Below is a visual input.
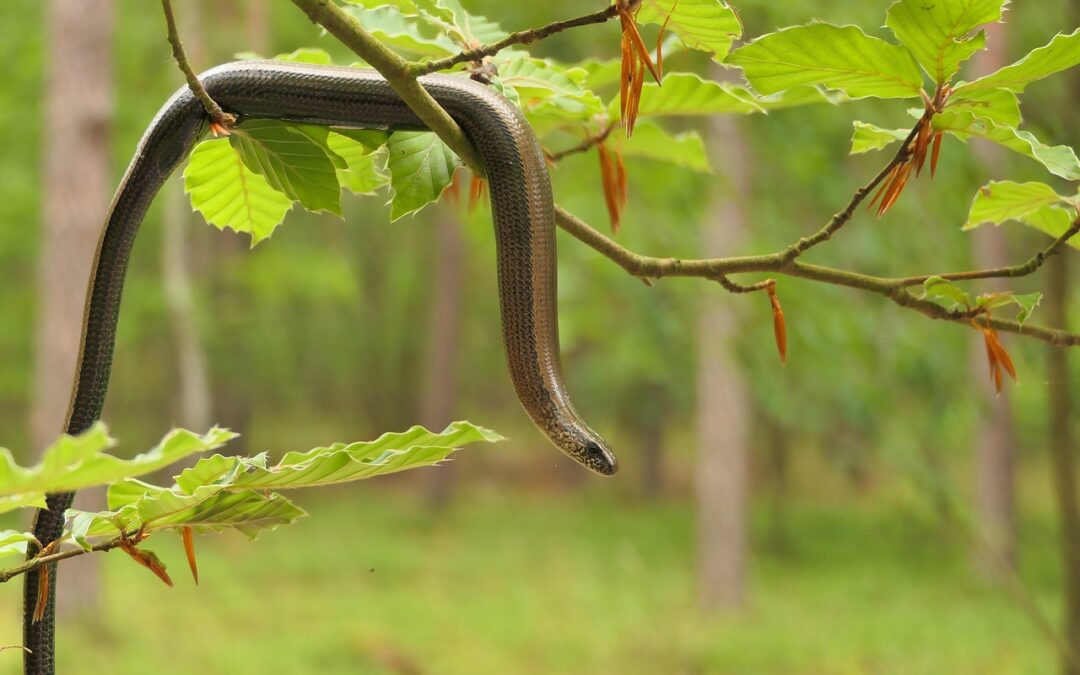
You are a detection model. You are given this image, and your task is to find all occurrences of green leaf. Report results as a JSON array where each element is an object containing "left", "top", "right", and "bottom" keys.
[
  {"left": 176, "top": 421, "right": 503, "bottom": 494},
  {"left": 0, "top": 530, "right": 37, "bottom": 559},
  {"left": 68, "top": 488, "right": 306, "bottom": 548},
  {"left": 728, "top": 24, "right": 925, "bottom": 100},
  {"left": 0, "top": 493, "right": 47, "bottom": 516},
  {"left": 921, "top": 276, "right": 972, "bottom": 310},
  {"left": 609, "top": 73, "right": 762, "bottom": 119},
  {"left": 184, "top": 138, "right": 295, "bottom": 246},
  {"left": 955, "top": 28, "right": 1080, "bottom": 95},
  {"left": 431, "top": 0, "right": 507, "bottom": 45},
  {"left": 617, "top": 122, "right": 712, "bottom": 173},
  {"left": 850, "top": 122, "right": 910, "bottom": 154},
  {"left": 753, "top": 86, "right": 848, "bottom": 110},
  {"left": 885, "top": 0, "right": 1004, "bottom": 84},
  {"left": 342, "top": 6, "right": 459, "bottom": 57},
  {"left": 945, "top": 87, "right": 1021, "bottom": 127},
  {"left": 932, "top": 110, "right": 1080, "bottom": 180},
  {"left": 976, "top": 291, "right": 1043, "bottom": 325},
  {"left": 964, "top": 180, "right": 1068, "bottom": 230},
  {"left": 492, "top": 56, "right": 604, "bottom": 123},
  {"left": 0, "top": 424, "right": 235, "bottom": 499},
  {"left": 636, "top": 0, "right": 743, "bottom": 61},
  {"left": 327, "top": 132, "right": 390, "bottom": 196},
  {"left": 229, "top": 120, "right": 344, "bottom": 216},
  {"left": 384, "top": 131, "right": 462, "bottom": 220}
]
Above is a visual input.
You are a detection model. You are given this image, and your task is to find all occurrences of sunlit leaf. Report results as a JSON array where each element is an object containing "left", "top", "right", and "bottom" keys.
[
  {"left": 341, "top": 6, "right": 458, "bottom": 57},
  {"left": 955, "top": 28, "right": 1080, "bottom": 95},
  {"left": 184, "top": 138, "right": 294, "bottom": 246},
  {"left": 729, "top": 24, "right": 925, "bottom": 99},
  {"left": 617, "top": 121, "right": 712, "bottom": 173},
  {"left": 229, "top": 120, "right": 344, "bottom": 216},
  {"left": 885, "top": 0, "right": 1005, "bottom": 83},
  {"left": 932, "top": 111, "right": 1080, "bottom": 180},
  {"left": 636, "top": 0, "right": 742, "bottom": 62},
  {"left": 0, "top": 531, "right": 37, "bottom": 559},
  {"left": 964, "top": 180, "right": 1068, "bottom": 230},
  {"left": 850, "top": 122, "right": 909, "bottom": 154},
  {"left": 944, "top": 87, "right": 1021, "bottom": 127},
  {"left": 921, "top": 276, "right": 972, "bottom": 310},
  {"left": 609, "top": 73, "right": 762, "bottom": 119},
  {"left": 327, "top": 132, "right": 390, "bottom": 196}
]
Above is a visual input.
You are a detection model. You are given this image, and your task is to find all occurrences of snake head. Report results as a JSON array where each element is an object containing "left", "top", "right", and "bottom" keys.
[{"left": 569, "top": 433, "right": 618, "bottom": 476}]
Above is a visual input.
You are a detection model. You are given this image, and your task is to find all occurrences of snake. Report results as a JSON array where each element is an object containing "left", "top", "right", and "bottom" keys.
[{"left": 23, "top": 60, "right": 617, "bottom": 674}]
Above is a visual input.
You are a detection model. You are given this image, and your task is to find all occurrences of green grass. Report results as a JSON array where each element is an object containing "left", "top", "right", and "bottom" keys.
[{"left": 0, "top": 486, "right": 1064, "bottom": 674}]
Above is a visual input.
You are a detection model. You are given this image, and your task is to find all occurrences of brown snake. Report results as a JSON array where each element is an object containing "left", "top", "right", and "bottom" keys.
[{"left": 23, "top": 61, "right": 616, "bottom": 674}]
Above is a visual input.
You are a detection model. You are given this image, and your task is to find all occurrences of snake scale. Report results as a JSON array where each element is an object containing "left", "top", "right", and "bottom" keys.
[{"left": 23, "top": 61, "right": 616, "bottom": 674}]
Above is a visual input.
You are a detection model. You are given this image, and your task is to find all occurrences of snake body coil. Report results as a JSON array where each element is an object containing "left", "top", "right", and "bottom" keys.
[{"left": 23, "top": 61, "right": 616, "bottom": 674}]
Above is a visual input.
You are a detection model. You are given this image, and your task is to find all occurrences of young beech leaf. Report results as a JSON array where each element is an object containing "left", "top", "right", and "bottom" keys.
[
  {"left": 964, "top": 181, "right": 1068, "bottom": 230},
  {"left": 384, "top": 131, "right": 462, "bottom": 220},
  {"left": 885, "top": 0, "right": 1005, "bottom": 84},
  {"left": 976, "top": 292, "right": 1043, "bottom": 326},
  {"left": 635, "top": 0, "right": 743, "bottom": 62},
  {"left": 955, "top": 28, "right": 1080, "bottom": 95},
  {"left": 608, "top": 73, "right": 762, "bottom": 120},
  {"left": 184, "top": 138, "right": 294, "bottom": 246},
  {"left": 728, "top": 24, "right": 925, "bottom": 100},
  {"left": 850, "top": 122, "right": 910, "bottom": 155},
  {"left": 229, "top": 120, "right": 345, "bottom": 216},
  {"left": 921, "top": 276, "right": 972, "bottom": 311},
  {"left": 932, "top": 111, "right": 1080, "bottom": 181}
]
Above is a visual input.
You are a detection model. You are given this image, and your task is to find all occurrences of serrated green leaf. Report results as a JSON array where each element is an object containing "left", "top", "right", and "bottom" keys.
[
  {"left": 616, "top": 122, "right": 712, "bottom": 173},
  {"left": 753, "top": 86, "right": 848, "bottom": 110},
  {"left": 850, "top": 122, "right": 910, "bottom": 154},
  {"left": 179, "top": 421, "right": 503, "bottom": 493},
  {"left": 0, "top": 530, "right": 37, "bottom": 559},
  {"left": 609, "top": 73, "right": 762, "bottom": 120},
  {"left": 0, "top": 493, "right": 47, "bottom": 516},
  {"left": 229, "top": 119, "right": 344, "bottom": 216},
  {"left": 327, "top": 132, "right": 390, "bottom": 196},
  {"left": 728, "top": 23, "right": 925, "bottom": 100},
  {"left": 955, "top": 28, "right": 1080, "bottom": 94},
  {"left": 636, "top": 0, "right": 742, "bottom": 61},
  {"left": 976, "top": 291, "right": 1042, "bottom": 325},
  {"left": 964, "top": 180, "right": 1067, "bottom": 230},
  {"left": 0, "top": 424, "right": 234, "bottom": 499},
  {"left": 921, "top": 276, "right": 973, "bottom": 310},
  {"left": 433, "top": 0, "right": 507, "bottom": 45},
  {"left": 932, "top": 110, "right": 1080, "bottom": 180},
  {"left": 885, "top": 0, "right": 1005, "bottom": 84},
  {"left": 342, "top": 6, "right": 459, "bottom": 57},
  {"left": 945, "top": 87, "right": 1021, "bottom": 127},
  {"left": 385, "top": 131, "right": 462, "bottom": 220},
  {"left": 493, "top": 55, "right": 604, "bottom": 122},
  {"left": 184, "top": 138, "right": 295, "bottom": 246},
  {"left": 1019, "top": 205, "right": 1080, "bottom": 250}
]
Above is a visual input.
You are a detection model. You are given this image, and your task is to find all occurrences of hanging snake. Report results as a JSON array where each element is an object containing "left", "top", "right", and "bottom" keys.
[{"left": 23, "top": 60, "right": 617, "bottom": 674}]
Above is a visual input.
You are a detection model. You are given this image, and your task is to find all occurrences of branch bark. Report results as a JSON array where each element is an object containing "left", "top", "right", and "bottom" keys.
[{"left": 160, "top": 0, "right": 235, "bottom": 128}]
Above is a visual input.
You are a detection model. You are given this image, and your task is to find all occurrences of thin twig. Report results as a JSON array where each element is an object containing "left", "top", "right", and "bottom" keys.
[
  {"left": 160, "top": 0, "right": 236, "bottom": 128},
  {"left": 717, "top": 276, "right": 776, "bottom": 294},
  {"left": 0, "top": 536, "right": 128, "bottom": 584},
  {"left": 546, "top": 122, "right": 618, "bottom": 163},
  {"left": 897, "top": 219, "right": 1080, "bottom": 287},
  {"left": 411, "top": 4, "right": 621, "bottom": 76},
  {"left": 782, "top": 123, "right": 921, "bottom": 261}
]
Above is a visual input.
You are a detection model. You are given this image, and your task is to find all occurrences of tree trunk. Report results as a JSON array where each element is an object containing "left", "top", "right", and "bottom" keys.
[
  {"left": 696, "top": 111, "right": 751, "bottom": 612},
  {"left": 163, "top": 1, "right": 211, "bottom": 433},
  {"left": 970, "top": 21, "right": 1018, "bottom": 575},
  {"left": 29, "top": 0, "right": 113, "bottom": 624},
  {"left": 422, "top": 210, "right": 465, "bottom": 508}
]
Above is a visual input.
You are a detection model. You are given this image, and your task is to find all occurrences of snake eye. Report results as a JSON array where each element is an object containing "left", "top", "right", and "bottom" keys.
[{"left": 583, "top": 441, "right": 618, "bottom": 475}]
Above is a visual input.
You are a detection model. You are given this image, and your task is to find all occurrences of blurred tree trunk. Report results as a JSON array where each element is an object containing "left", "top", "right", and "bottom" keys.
[
  {"left": 969, "top": 22, "right": 1018, "bottom": 575},
  {"left": 696, "top": 111, "right": 751, "bottom": 612},
  {"left": 163, "top": 1, "right": 211, "bottom": 433},
  {"left": 1051, "top": 4, "right": 1080, "bottom": 670},
  {"left": 422, "top": 209, "right": 465, "bottom": 508},
  {"left": 32, "top": 0, "right": 113, "bottom": 618}
]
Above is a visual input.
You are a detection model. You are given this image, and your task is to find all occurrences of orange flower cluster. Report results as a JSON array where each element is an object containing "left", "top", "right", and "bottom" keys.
[
  {"left": 598, "top": 141, "right": 628, "bottom": 232},
  {"left": 617, "top": 0, "right": 666, "bottom": 137},
  {"left": 869, "top": 88, "right": 950, "bottom": 217},
  {"left": 980, "top": 324, "right": 1017, "bottom": 394}
]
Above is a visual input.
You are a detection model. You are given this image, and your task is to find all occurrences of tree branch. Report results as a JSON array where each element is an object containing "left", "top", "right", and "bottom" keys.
[
  {"left": 160, "top": 0, "right": 235, "bottom": 128},
  {"left": 555, "top": 206, "right": 1080, "bottom": 346},
  {"left": 289, "top": 0, "right": 484, "bottom": 173},
  {"left": 410, "top": 4, "right": 621, "bottom": 76}
]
